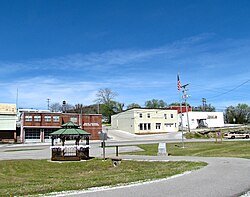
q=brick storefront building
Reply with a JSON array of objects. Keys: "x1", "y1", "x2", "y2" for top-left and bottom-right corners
[{"x1": 20, "y1": 111, "x2": 102, "y2": 143}]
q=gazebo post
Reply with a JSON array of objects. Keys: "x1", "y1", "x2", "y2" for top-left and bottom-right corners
[
  {"x1": 62, "y1": 137, "x2": 65, "y2": 146},
  {"x1": 86, "y1": 137, "x2": 89, "y2": 145},
  {"x1": 51, "y1": 137, "x2": 54, "y2": 146}
]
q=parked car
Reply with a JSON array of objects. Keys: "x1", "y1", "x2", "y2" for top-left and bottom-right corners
[{"x1": 224, "y1": 131, "x2": 250, "y2": 139}]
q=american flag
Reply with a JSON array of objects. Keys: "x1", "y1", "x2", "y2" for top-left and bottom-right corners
[{"x1": 177, "y1": 73, "x2": 181, "y2": 91}]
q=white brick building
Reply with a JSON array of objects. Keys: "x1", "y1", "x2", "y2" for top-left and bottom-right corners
[{"x1": 111, "y1": 108, "x2": 179, "y2": 134}]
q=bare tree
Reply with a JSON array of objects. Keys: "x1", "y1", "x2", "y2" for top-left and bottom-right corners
[
  {"x1": 95, "y1": 88, "x2": 120, "y2": 123},
  {"x1": 95, "y1": 88, "x2": 118, "y2": 104},
  {"x1": 50, "y1": 102, "x2": 62, "y2": 112},
  {"x1": 50, "y1": 102, "x2": 74, "y2": 112}
]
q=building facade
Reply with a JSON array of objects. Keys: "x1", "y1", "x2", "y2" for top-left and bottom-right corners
[
  {"x1": 20, "y1": 111, "x2": 102, "y2": 143},
  {"x1": 169, "y1": 105, "x2": 192, "y2": 113},
  {"x1": 0, "y1": 104, "x2": 17, "y2": 142},
  {"x1": 180, "y1": 112, "x2": 224, "y2": 129},
  {"x1": 111, "y1": 108, "x2": 179, "y2": 134}
]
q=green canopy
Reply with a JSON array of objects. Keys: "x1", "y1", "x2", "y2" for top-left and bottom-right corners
[{"x1": 50, "y1": 121, "x2": 91, "y2": 137}]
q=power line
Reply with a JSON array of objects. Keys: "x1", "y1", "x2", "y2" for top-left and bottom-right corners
[{"x1": 207, "y1": 79, "x2": 250, "y2": 100}]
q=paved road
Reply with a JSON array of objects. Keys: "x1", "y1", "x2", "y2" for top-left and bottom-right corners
[
  {"x1": 1, "y1": 130, "x2": 250, "y2": 197},
  {"x1": 54, "y1": 155, "x2": 250, "y2": 197}
]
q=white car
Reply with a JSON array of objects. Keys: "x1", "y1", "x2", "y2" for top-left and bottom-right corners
[{"x1": 224, "y1": 131, "x2": 250, "y2": 139}]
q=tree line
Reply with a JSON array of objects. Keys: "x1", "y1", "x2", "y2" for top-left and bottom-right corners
[{"x1": 49, "y1": 88, "x2": 250, "y2": 124}]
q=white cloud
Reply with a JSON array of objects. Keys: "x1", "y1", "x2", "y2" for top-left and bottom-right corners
[{"x1": 0, "y1": 34, "x2": 250, "y2": 109}]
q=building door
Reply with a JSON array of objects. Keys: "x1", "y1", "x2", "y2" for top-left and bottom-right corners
[
  {"x1": 164, "y1": 123, "x2": 175, "y2": 132},
  {"x1": 197, "y1": 119, "x2": 208, "y2": 128},
  {"x1": 24, "y1": 128, "x2": 40, "y2": 143}
]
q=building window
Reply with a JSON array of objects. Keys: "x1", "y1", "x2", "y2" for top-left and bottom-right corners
[
  {"x1": 25, "y1": 115, "x2": 32, "y2": 122},
  {"x1": 53, "y1": 116, "x2": 60, "y2": 122},
  {"x1": 156, "y1": 123, "x2": 161, "y2": 129},
  {"x1": 164, "y1": 114, "x2": 167, "y2": 119},
  {"x1": 44, "y1": 116, "x2": 51, "y2": 122},
  {"x1": 175, "y1": 123, "x2": 177, "y2": 127},
  {"x1": 147, "y1": 113, "x2": 150, "y2": 118},
  {"x1": 144, "y1": 123, "x2": 147, "y2": 130},
  {"x1": 34, "y1": 116, "x2": 41, "y2": 122},
  {"x1": 139, "y1": 113, "x2": 142, "y2": 118},
  {"x1": 70, "y1": 117, "x2": 77, "y2": 123},
  {"x1": 148, "y1": 123, "x2": 151, "y2": 130},
  {"x1": 139, "y1": 123, "x2": 143, "y2": 130},
  {"x1": 171, "y1": 114, "x2": 174, "y2": 118}
]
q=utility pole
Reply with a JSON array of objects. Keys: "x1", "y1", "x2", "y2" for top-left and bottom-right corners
[
  {"x1": 177, "y1": 73, "x2": 184, "y2": 148},
  {"x1": 47, "y1": 98, "x2": 50, "y2": 111},
  {"x1": 202, "y1": 98, "x2": 206, "y2": 111},
  {"x1": 182, "y1": 84, "x2": 191, "y2": 133}
]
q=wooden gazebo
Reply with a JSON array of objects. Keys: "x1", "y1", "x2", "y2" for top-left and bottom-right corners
[{"x1": 50, "y1": 121, "x2": 91, "y2": 161}]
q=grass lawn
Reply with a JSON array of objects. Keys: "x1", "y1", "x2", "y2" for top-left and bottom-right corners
[
  {"x1": 0, "y1": 159, "x2": 206, "y2": 196},
  {"x1": 126, "y1": 141, "x2": 250, "y2": 159}
]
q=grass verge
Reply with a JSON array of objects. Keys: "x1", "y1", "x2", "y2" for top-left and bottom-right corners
[
  {"x1": 125, "y1": 141, "x2": 250, "y2": 159},
  {"x1": 0, "y1": 159, "x2": 206, "y2": 196}
]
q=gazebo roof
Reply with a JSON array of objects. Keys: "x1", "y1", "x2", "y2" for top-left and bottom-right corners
[
  {"x1": 50, "y1": 121, "x2": 91, "y2": 137},
  {"x1": 61, "y1": 121, "x2": 79, "y2": 128}
]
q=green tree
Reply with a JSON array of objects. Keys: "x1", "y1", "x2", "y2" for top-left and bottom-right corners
[
  {"x1": 225, "y1": 103, "x2": 250, "y2": 124},
  {"x1": 127, "y1": 103, "x2": 141, "y2": 109},
  {"x1": 145, "y1": 99, "x2": 167, "y2": 108},
  {"x1": 95, "y1": 88, "x2": 122, "y2": 123}
]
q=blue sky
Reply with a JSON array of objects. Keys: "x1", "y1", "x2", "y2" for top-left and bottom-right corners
[{"x1": 0, "y1": 0, "x2": 249, "y2": 111}]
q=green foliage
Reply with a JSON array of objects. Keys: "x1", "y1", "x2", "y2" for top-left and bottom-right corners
[
  {"x1": 145, "y1": 99, "x2": 167, "y2": 108},
  {"x1": 95, "y1": 88, "x2": 124, "y2": 123},
  {"x1": 225, "y1": 103, "x2": 250, "y2": 124},
  {"x1": 0, "y1": 159, "x2": 205, "y2": 196},
  {"x1": 127, "y1": 103, "x2": 141, "y2": 109}
]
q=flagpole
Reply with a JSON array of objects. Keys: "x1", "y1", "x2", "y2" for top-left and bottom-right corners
[{"x1": 178, "y1": 73, "x2": 184, "y2": 148}]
